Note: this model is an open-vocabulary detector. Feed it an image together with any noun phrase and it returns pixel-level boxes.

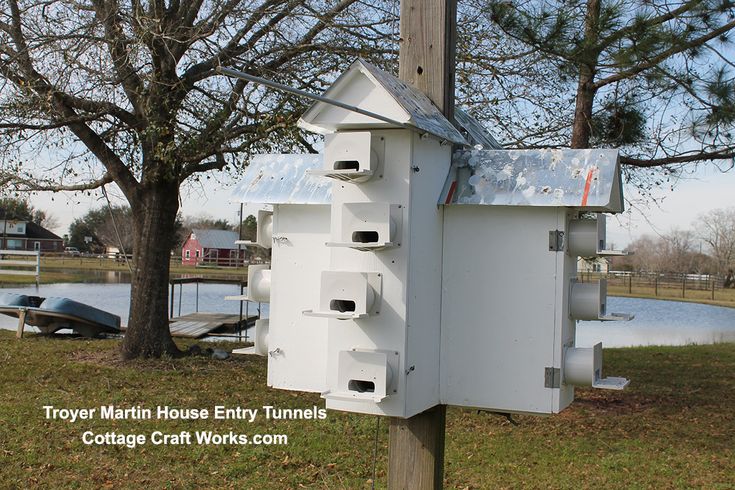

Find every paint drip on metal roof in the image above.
[441,149,624,212]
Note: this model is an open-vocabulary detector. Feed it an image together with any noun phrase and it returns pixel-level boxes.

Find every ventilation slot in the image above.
[330,299,356,313]
[333,160,360,171]
[352,231,380,243]
[348,380,375,393]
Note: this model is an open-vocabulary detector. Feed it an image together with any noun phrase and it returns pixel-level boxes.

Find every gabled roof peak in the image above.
[298,59,466,145]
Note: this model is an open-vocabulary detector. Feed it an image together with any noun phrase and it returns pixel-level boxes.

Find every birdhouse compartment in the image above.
[327,202,402,250]
[303,271,382,320]
[322,349,398,403]
[307,131,382,183]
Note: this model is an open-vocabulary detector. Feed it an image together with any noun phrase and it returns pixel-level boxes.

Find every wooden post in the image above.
[389,1,456,489]
[169,282,175,318]
[389,405,447,489]
[682,275,686,298]
[712,278,715,300]
[654,276,658,297]
[398,0,457,123]
[16,308,27,339]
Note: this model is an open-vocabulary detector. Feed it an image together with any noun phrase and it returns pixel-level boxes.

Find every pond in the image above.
[1,283,733,347]
[577,296,735,348]
[0,282,269,338]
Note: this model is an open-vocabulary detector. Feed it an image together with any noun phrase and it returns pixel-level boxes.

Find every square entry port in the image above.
[303,271,382,320]
[307,131,381,183]
[323,349,399,403]
[327,202,402,251]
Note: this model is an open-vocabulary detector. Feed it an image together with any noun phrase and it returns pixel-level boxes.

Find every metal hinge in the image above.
[548,230,565,252]
[545,367,561,388]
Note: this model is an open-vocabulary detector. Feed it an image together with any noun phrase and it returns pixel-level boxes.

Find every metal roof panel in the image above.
[230,154,331,205]
[441,149,623,212]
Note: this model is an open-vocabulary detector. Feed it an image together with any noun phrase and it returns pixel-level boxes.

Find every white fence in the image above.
[0,249,40,284]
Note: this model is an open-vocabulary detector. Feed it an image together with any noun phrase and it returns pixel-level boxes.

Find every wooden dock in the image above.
[168,313,256,338]
[121,313,257,338]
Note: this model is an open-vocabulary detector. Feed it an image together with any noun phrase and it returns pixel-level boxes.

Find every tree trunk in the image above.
[121,181,181,359]
[571,0,601,149]
[571,68,597,149]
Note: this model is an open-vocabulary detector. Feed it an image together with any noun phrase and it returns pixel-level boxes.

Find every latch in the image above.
[549,230,565,252]
[544,367,561,388]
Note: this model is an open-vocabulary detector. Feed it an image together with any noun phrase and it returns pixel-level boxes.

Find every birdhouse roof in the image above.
[230,154,331,205]
[454,109,502,150]
[298,59,466,145]
[441,149,624,212]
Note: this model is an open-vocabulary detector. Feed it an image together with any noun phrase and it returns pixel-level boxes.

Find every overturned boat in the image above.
[0,293,121,338]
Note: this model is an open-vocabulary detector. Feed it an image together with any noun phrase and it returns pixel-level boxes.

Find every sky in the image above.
[27,158,735,249]
[606,163,735,248]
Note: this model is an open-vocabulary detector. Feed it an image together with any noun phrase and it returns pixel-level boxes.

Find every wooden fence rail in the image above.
[578,271,735,303]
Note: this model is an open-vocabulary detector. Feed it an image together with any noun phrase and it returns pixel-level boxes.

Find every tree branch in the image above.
[596,0,706,52]
[1,172,114,192]
[593,19,735,90]
[621,149,735,167]
[91,0,145,116]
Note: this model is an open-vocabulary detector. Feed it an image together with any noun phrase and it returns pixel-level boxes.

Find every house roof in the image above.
[298,59,466,145]
[24,222,63,241]
[190,229,239,250]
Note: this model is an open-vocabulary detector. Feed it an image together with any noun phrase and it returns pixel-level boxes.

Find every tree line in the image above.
[1,196,257,257]
[65,205,257,256]
[614,207,735,274]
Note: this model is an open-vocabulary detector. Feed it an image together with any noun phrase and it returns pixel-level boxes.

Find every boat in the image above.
[0,293,121,338]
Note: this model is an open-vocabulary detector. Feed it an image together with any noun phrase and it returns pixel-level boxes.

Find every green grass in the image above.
[1,332,733,488]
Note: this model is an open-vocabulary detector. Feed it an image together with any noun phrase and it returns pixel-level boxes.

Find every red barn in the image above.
[181,229,244,266]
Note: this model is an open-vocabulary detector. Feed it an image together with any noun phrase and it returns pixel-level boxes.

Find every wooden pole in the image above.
[389,1,456,489]
[388,405,447,489]
[398,0,457,123]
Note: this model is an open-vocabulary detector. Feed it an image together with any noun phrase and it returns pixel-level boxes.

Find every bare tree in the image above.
[624,234,662,272]
[0,0,393,358]
[659,229,698,273]
[696,207,735,273]
[95,207,135,254]
[623,230,710,273]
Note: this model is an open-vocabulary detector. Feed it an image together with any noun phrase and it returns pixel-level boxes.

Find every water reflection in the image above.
[1,283,733,347]
[0,282,269,333]
[577,297,735,347]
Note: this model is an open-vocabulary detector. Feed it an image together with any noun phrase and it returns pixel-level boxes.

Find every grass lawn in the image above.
[1,332,733,489]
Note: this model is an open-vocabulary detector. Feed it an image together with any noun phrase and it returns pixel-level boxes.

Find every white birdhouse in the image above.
[230,59,631,418]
